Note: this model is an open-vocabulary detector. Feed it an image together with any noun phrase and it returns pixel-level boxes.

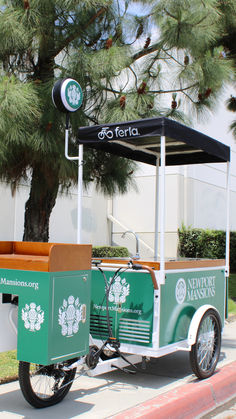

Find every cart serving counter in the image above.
[1,87,230,407]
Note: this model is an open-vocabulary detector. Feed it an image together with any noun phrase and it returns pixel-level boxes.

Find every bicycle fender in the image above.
[187,304,222,346]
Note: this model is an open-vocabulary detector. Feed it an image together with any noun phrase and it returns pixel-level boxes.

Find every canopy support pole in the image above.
[64,115,83,244]
[77,144,83,244]
[154,158,160,260]
[225,161,230,277]
[160,136,166,278]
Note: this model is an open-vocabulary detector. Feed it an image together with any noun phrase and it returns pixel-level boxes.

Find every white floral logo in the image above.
[58,296,86,337]
[107,276,130,304]
[67,85,81,106]
[175,278,187,304]
[22,303,44,332]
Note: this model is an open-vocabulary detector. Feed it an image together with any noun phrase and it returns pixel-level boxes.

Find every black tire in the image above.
[18,360,77,408]
[190,309,221,379]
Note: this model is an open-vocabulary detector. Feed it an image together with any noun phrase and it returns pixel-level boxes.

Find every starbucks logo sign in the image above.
[175,278,187,304]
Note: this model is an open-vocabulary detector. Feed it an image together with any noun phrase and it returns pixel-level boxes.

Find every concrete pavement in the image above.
[0,319,235,418]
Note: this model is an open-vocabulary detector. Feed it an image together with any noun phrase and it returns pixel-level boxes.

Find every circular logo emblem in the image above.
[175,278,186,304]
[61,79,83,112]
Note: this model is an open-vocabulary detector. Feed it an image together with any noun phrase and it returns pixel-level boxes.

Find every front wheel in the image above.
[18,360,77,408]
[190,309,221,379]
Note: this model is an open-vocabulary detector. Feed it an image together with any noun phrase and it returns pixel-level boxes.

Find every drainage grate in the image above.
[118,318,151,344]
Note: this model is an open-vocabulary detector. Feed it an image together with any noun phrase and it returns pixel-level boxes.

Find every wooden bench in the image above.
[0,241,92,272]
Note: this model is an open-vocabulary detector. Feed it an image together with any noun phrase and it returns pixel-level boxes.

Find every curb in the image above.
[109,361,236,419]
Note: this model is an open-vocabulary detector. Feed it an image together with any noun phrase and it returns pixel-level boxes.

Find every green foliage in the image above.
[154,0,220,53]
[178,225,236,272]
[0,350,18,383]
[229,273,236,300]
[228,298,236,314]
[229,120,236,138]
[0,0,234,240]
[83,150,136,195]
[92,245,129,257]
[216,0,236,139]
[226,95,236,140]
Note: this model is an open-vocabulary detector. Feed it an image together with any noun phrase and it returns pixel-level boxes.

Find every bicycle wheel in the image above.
[190,309,221,379]
[18,360,77,408]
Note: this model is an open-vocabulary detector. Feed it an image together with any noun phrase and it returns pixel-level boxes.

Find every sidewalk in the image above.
[0,319,235,419]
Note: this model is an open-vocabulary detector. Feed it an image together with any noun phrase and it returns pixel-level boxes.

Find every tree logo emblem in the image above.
[175,278,187,304]
[107,276,130,304]
[58,295,86,337]
[65,80,83,111]
[21,302,44,332]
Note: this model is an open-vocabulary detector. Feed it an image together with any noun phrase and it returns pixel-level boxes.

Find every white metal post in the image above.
[77,144,83,244]
[225,161,231,277]
[154,158,160,260]
[160,136,166,277]
[64,123,83,244]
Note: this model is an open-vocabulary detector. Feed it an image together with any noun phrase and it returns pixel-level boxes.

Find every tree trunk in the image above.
[23,163,59,242]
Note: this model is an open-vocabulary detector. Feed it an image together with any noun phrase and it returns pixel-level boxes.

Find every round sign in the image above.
[175,278,187,304]
[52,78,83,113]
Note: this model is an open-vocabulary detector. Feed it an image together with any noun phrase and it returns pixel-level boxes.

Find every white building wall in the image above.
[49,184,110,245]
[111,161,236,259]
[0,182,109,246]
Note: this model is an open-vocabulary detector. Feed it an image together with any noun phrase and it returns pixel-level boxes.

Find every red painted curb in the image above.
[109,361,236,419]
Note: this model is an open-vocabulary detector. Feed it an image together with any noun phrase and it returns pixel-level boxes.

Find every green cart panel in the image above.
[159,269,225,347]
[0,269,91,365]
[90,269,154,347]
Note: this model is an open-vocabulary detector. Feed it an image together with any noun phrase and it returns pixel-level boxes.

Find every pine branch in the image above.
[128,66,138,90]
[182,91,197,104]
[100,85,120,95]
[132,42,161,62]
[53,7,107,58]
[148,83,198,94]
[162,48,185,66]
[164,8,178,20]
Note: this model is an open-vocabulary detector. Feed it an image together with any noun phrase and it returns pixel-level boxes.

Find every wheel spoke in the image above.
[19,360,77,407]
[190,309,221,379]
[197,316,216,371]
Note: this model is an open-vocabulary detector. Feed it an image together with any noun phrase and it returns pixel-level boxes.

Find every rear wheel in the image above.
[190,309,221,379]
[18,360,77,408]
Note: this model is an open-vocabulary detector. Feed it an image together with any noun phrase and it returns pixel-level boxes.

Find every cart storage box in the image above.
[0,241,92,365]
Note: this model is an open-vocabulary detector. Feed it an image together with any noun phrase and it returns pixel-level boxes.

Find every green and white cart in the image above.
[0,115,230,408]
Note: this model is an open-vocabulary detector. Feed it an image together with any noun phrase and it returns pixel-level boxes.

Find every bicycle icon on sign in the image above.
[98,127,114,140]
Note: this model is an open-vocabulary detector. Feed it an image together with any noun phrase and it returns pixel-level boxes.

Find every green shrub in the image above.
[178,225,236,272]
[92,246,129,258]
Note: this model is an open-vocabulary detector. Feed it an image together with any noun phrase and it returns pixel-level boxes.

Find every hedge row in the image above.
[178,225,236,272]
[92,246,129,258]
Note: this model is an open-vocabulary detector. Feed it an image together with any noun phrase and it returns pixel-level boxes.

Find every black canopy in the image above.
[77,117,230,166]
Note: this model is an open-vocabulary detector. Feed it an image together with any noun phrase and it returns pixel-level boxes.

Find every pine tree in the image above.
[216,0,236,138]
[0,0,233,241]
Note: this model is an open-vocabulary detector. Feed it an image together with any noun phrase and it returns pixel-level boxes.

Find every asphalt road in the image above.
[202,395,236,418]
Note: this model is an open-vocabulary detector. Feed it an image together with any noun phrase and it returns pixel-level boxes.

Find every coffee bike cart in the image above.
[0,79,231,408]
